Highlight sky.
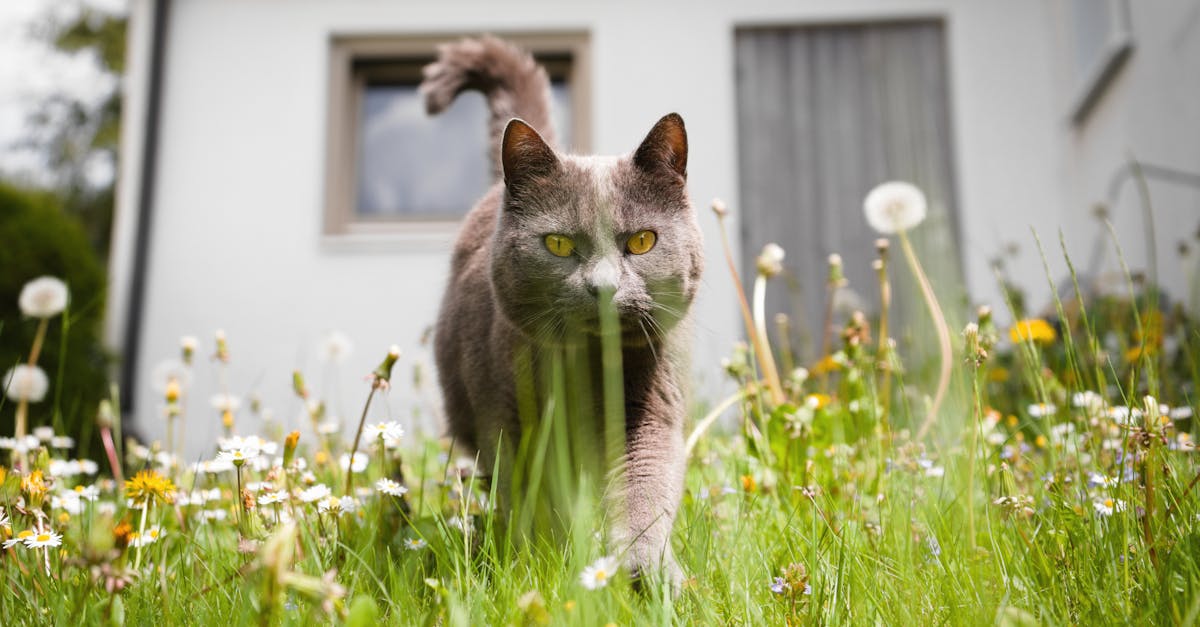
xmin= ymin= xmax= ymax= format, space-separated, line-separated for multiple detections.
xmin=0 ymin=0 xmax=125 ymax=185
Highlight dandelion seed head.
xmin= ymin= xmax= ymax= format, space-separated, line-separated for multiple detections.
xmin=863 ymin=181 xmax=927 ymax=234
xmin=18 ymin=276 xmax=69 ymax=318
xmin=3 ymin=365 xmax=49 ymax=403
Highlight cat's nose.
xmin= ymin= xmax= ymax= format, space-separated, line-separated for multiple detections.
xmin=585 ymin=258 xmax=619 ymax=297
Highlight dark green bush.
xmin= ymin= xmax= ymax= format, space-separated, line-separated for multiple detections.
xmin=0 ymin=181 xmax=109 ymax=462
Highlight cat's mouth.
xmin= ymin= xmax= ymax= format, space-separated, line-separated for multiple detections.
xmin=570 ymin=314 xmax=659 ymax=340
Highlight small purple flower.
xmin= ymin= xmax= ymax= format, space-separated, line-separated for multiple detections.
xmin=770 ymin=577 xmax=788 ymax=594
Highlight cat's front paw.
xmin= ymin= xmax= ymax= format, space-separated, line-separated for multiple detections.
xmin=626 ymin=552 xmax=684 ymax=595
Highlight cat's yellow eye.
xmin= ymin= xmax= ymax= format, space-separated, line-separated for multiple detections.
xmin=544 ymin=234 xmax=575 ymax=257
xmin=626 ymin=230 xmax=657 ymax=255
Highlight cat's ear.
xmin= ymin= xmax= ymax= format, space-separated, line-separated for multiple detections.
xmin=633 ymin=113 xmax=688 ymax=181
xmin=502 ymin=118 xmax=558 ymax=191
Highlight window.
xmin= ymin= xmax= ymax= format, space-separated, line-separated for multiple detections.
xmin=1067 ymin=0 xmax=1133 ymax=124
xmin=324 ymin=33 xmax=591 ymax=239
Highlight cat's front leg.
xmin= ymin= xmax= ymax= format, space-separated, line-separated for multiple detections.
xmin=612 ymin=402 xmax=686 ymax=590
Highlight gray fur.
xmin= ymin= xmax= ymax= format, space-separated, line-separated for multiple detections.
xmin=424 ymin=37 xmax=702 ymax=585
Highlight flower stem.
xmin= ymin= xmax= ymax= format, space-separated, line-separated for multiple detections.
xmin=235 ymin=464 xmax=245 ymax=528
xmin=100 ymin=425 xmax=123 ymax=483
xmin=684 ymin=390 xmax=748 ymax=456
xmin=898 ymin=231 xmax=953 ymax=440
xmin=344 ymin=385 xmax=379 ymax=496
xmin=717 ymin=212 xmax=784 ymax=405
xmin=134 ymin=501 xmax=149 ymax=570
xmin=753 ymin=275 xmax=785 ymax=407
xmin=875 ymin=253 xmax=893 ymax=430
xmin=14 ymin=318 xmax=49 ymax=469
xmin=967 ymin=366 xmax=982 ymax=552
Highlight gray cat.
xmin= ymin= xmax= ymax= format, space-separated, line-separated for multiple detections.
xmin=422 ymin=36 xmax=702 ymax=585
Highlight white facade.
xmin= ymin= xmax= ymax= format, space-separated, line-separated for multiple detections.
xmin=108 ymin=0 xmax=1199 ymax=454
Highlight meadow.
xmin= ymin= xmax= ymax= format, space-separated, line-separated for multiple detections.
xmin=1 ymin=184 xmax=1198 ymax=625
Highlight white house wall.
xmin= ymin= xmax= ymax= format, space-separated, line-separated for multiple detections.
xmin=110 ymin=0 xmax=1122 ymax=455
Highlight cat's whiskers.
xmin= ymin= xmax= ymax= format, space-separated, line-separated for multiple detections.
xmin=637 ymin=316 xmax=660 ymax=362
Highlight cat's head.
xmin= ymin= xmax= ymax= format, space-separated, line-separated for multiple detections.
xmin=490 ymin=113 xmax=703 ymax=346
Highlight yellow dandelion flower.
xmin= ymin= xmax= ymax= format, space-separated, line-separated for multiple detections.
xmin=1124 ymin=344 xmax=1154 ymax=363
xmin=804 ymin=393 xmax=832 ymax=410
xmin=1035 ymin=434 xmax=1047 ymax=448
xmin=1009 ymin=319 xmax=1056 ymax=344
xmin=21 ymin=471 xmax=48 ymax=498
xmin=125 ymin=469 xmax=177 ymax=506
xmin=165 ymin=377 xmax=181 ymax=403
xmin=741 ymin=474 xmax=757 ymax=493
xmin=812 ymin=354 xmax=841 ymax=374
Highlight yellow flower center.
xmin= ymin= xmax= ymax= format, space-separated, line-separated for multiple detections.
xmin=1104 ymin=499 xmax=1114 ymax=508
xmin=35 ymin=534 xmax=50 ymax=543
xmin=17 ymin=530 xmax=33 ymax=539
xmin=595 ymin=569 xmax=608 ymax=582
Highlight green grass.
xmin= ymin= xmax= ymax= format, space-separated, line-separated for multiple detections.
xmin=2 ymin=236 xmax=1199 ymax=626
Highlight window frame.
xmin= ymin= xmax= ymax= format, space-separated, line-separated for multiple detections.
xmin=1066 ymin=0 xmax=1134 ymax=126
xmin=323 ymin=32 xmax=592 ymax=243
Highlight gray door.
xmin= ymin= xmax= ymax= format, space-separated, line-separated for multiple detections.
xmin=735 ymin=20 xmax=964 ymax=365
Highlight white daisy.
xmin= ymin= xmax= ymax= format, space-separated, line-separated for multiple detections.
xmin=340 ymin=452 xmax=369 ymax=474
xmin=3 ymin=365 xmax=49 ymax=403
xmin=18 ymin=276 xmax=69 ymax=318
xmin=258 ymin=491 xmax=286 ymax=506
xmin=1071 ymin=391 xmax=1104 ymax=412
xmin=200 ymin=509 xmax=228 ymax=523
xmin=317 ymin=495 xmax=358 ymax=515
xmin=1093 ymin=497 xmax=1126 ymax=517
xmin=863 ymin=181 xmax=927 ymax=234
xmin=579 ymin=555 xmax=620 ymax=590
xmin=363 ymin=421 xmax=404 ymax=443
xmin=3 ymin=530 xmax=34 ymax=549
xmin=375 ymin=478 xmax=408 ymax=497
xmin=1027 ymin=403 xmax=1057 ymax=418
xmin=299 ymin=484 xmax=331 ymax=503
xmin=1169 ymin=406 xmax=1194 ymax=420
xmin=404 ymin=537 xmax=427 ymax=551
xmin=215 ymin=447 xmax=260 ymax=466
xmin=129 ymin=526 xmax=163 ymax=547
xmin=23 ymin=529 xmax=63 ymax=549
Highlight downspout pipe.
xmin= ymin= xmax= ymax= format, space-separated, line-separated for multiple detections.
xmin=120 ymin=0 xmax=171 ymax=414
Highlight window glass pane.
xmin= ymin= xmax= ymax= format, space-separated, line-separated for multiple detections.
xmin=1071 ymin=0 xmax=1114 ymax=77
xmin=355 ymin=80 xmax=571 ymax=219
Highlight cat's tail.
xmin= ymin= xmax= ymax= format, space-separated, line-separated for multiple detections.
xmin=420 ymin=36 xmax=557 ymax=180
